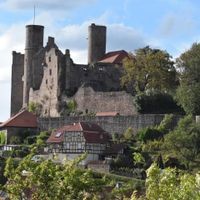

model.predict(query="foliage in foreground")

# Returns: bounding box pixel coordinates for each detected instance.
[4,155,107,200]
[145,164,200,200]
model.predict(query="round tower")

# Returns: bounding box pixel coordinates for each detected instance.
[88,23,106,64]
[23,25,44,107]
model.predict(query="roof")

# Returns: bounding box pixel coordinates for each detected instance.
[0,110,37,128]
[47,122,110,144]
[96,112,120,117]
[99,50,129,64]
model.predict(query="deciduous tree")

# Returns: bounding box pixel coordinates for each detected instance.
[121,46,177,94]
[176,43,200,115]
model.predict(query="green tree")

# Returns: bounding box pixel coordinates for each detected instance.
[121,46,177,94]
[163,115,200,169]
[4,154,106,200]
[176,43,200,115]
[145,164,200,200]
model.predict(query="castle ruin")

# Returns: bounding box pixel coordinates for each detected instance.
[11,23,137,117]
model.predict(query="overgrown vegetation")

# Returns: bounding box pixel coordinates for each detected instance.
[0,115,200,199]
[28,102,42,116]
[0,131,6,144]
[134,91,184,114]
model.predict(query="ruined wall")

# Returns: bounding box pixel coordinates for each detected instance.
[70,87,137,115]
[65,62,122,94]
[10,51,24,116]
[29,47,64,117]
[38,114,168,134]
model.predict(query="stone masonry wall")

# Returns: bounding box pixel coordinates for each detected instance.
[71,87,137,115]
[38,114,169,134]
[10,51,24,116]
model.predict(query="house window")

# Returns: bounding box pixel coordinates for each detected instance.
[49,56,51,62]
[49,69,52,75]
[78,143,81,149]
[46,79,48,84]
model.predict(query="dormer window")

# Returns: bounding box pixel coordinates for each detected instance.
[55,132,62,138]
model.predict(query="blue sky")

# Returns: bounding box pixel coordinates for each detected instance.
[0,0,200,121]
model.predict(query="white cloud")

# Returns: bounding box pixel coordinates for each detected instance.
[0,0,97,10]
[0,83,10,121]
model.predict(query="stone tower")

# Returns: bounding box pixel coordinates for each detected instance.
[88,23,106,64]
[10,51,24,116]
[23,25,44,107]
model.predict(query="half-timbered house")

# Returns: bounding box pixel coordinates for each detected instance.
[47,122,111,164]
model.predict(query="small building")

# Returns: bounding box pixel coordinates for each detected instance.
[0,110,38,144]
[47,122,111,165]
[96,112,120,117]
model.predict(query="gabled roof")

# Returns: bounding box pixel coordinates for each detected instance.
[96,112,120,117]
[47,122,110,144]
[99,50,129,64]
[0,110,37,128]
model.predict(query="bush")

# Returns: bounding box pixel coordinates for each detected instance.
[28,102,42,116]
[24,135,37,145]
[13,149,29,158]
[137,127,163,143]
[9,136,21,144]
[0,131,6,144]
[134,91,184,114]
[2,150,13,158]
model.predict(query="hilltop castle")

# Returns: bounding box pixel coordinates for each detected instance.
[11,23,137,117]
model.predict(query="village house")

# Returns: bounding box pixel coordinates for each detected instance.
[0,110,38,144]
[47,122,111,165]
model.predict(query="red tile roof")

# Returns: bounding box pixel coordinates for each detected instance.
[0,110,37,128]
[96,112,120,117]
[99,50,129,64]
[47,122,110,144]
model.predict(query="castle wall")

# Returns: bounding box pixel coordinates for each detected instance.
[71,87,136,115]
[10,51,24,116]
[38,114,168,134]
[29,47,63,117]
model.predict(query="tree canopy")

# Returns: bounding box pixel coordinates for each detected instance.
[176,43,200,115]
[121,46,177,94]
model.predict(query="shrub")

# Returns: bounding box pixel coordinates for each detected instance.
[9,136,21,144]
[137,127,163,143]
[24,135,37,145]
[0,131,6,144]
[13,149,29,158]
[134,91,184,114]
[2,150,13,158]
[123,127,135,142]
[28,102,42,116]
